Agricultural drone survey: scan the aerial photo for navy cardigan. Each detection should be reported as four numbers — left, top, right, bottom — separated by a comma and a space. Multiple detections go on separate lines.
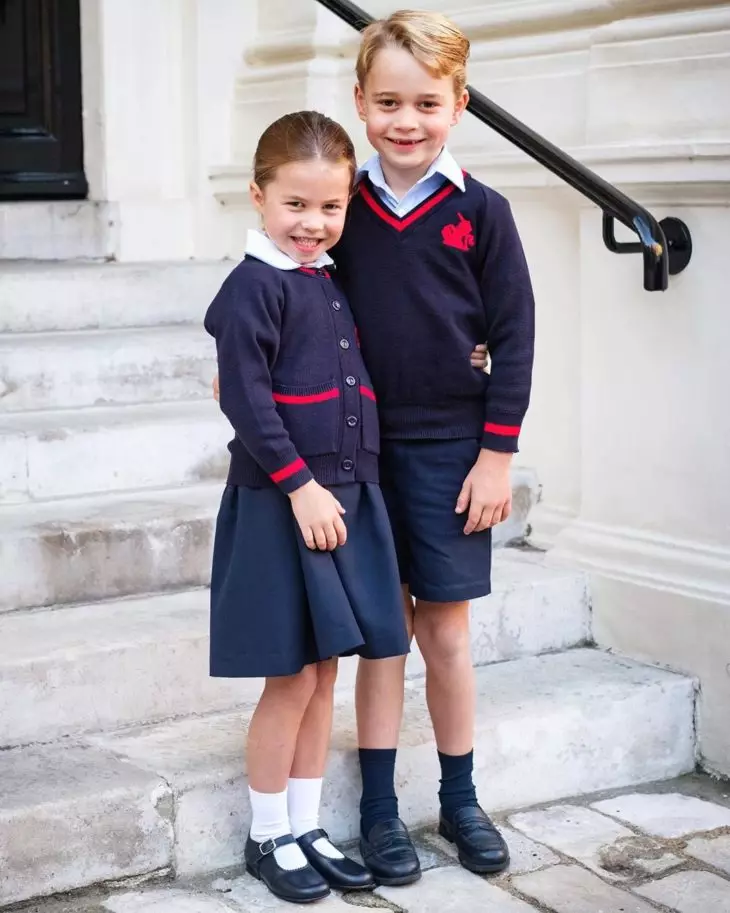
205, 257, 379, 494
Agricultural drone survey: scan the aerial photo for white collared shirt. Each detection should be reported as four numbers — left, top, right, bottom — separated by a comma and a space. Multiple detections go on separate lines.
356, 147, 465, 217
244, 229, 334, 271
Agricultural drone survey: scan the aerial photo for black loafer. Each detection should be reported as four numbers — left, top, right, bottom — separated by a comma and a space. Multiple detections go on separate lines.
439, 806, 510, 874
244, 833, 330, 904
359, 818, 421, 886
297, 828, 375, 891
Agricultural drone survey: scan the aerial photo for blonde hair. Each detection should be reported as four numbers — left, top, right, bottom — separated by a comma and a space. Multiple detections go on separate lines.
356, 10, 470, 97
253, 111, 357, 190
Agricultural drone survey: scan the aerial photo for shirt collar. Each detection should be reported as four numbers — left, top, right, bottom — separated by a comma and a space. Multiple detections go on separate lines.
356, 147, 465, 195
244, 230, 334, 271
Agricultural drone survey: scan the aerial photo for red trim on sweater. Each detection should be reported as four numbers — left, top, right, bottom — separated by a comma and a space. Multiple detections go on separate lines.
360, 386, 377, 402
358, 180, 458, 232
484, 422, 521, 436
270, 457, 307, 483
273, 388, 340, 405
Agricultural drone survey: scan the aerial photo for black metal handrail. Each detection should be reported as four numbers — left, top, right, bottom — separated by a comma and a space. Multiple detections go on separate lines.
314, 0, 692, 291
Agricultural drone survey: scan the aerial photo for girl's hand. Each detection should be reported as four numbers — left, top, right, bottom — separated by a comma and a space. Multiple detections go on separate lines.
212, 374, 220, 402
289, 480, 347, 551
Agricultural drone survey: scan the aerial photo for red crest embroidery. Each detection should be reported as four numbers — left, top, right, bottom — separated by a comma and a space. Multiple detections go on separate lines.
442, 213, 475, 251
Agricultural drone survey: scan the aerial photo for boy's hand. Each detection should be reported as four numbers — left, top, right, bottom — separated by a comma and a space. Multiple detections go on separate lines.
289, 480, 347, 551
456, 450, 512, 534
212, 374, 220, 402
470, 343, 490, 372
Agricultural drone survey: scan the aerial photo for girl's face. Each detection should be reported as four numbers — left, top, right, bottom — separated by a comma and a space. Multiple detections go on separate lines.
250, 159, 351, 264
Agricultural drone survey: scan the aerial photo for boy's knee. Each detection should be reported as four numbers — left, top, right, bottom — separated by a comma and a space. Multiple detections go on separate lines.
415, 601, 470, 663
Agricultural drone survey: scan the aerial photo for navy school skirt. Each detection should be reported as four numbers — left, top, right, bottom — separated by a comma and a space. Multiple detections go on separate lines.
210, 482, 410, 678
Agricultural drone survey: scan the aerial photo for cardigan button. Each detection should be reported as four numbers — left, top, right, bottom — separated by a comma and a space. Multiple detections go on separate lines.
342, 459, 354, 471
331, 300, 342, 311
345, 376, 357, 387
346, 415, 358, 427
339, 338, 350, 350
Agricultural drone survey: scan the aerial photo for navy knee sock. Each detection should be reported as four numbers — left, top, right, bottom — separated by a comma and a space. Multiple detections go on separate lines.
359, 748, 398, 837
438, 750, 479, 821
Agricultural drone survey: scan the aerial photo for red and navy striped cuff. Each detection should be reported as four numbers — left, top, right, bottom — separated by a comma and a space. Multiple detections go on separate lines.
270, 457, 313, 493
482, 420, 521, 453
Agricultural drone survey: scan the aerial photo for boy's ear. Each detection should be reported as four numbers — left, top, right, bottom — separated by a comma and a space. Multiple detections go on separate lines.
249, 181, 264, 212
452, 89, 469, 126
354, 83, 368, 122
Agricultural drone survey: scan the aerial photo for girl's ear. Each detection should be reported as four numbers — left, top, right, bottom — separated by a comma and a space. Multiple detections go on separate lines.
250, 181, 265, 212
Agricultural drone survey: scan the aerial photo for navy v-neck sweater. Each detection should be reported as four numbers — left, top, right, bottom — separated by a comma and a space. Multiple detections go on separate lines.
333, 173, 535, 452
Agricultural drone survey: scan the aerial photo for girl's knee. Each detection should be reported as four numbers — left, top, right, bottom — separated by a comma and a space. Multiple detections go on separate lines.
315, 657, 339, 692
263, 664, 319, 704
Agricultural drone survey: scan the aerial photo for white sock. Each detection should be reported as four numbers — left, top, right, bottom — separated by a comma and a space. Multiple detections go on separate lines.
248, 787, 308, 871
288, 778, 344, 860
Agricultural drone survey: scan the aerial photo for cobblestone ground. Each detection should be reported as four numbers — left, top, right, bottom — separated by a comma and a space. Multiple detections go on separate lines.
16, 774, 730, 913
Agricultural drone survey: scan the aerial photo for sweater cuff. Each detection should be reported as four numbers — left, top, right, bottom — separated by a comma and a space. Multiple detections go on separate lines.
270, 457, 313, 494
482, 419, 521, 454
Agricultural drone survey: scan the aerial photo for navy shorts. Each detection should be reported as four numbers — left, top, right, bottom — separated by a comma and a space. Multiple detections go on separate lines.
379, 438, 492, 603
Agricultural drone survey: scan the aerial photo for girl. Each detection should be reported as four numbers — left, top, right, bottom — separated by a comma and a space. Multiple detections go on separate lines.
204, 111, 410, 904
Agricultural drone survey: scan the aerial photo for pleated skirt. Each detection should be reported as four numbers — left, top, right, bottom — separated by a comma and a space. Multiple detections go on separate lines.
210, 482, 410, 678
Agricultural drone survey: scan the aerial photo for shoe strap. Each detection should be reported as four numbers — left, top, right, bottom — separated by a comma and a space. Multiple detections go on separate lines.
257, 833, 296, 858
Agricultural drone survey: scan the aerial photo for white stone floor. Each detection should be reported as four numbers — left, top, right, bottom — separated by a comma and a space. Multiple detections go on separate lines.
16, 774, 730, 913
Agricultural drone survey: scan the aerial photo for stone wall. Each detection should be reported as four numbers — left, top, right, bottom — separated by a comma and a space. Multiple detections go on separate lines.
79, 0, 730, 773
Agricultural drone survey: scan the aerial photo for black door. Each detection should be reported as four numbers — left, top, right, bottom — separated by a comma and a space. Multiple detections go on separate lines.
0, 0, 86, 199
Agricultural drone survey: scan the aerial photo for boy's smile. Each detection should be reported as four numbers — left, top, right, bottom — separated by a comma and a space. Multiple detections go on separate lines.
355, 46, 468, 197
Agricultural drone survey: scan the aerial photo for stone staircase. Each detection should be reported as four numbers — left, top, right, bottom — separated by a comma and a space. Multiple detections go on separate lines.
0, 261, 697, 907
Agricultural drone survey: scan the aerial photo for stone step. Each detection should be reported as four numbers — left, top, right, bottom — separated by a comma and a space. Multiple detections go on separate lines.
0, 260, 234, 333
0, 400, 231, 502
0, 649, 696, 905
0, 201, 116, 261
0, 470, 538, 612
0, 553, 589, 746
0, 326, 217, 412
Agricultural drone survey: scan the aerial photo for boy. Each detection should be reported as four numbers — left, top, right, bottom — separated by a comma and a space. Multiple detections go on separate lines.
334, 11, 535, 884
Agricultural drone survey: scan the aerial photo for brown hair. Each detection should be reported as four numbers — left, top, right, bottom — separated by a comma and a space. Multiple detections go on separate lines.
356, 10, 470, 97
253, 110, 357, 190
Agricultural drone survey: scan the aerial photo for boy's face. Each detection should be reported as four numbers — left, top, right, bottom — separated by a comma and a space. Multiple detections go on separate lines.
355, 46, 468, 183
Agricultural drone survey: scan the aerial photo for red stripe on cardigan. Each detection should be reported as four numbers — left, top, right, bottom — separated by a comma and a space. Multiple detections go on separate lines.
484, 422, 521, 436
360, 386, 377, 401
270, 457, 307, 483
273, 389, 340, 405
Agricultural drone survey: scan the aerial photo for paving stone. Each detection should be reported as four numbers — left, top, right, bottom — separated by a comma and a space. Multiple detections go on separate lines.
593, 792, 730, 838
225, 876, 354, 911
513, 864, 660, 913
105, 890, 237, 913
376, 866, 535, 911
634, 870, 730, 913
685, 834, 730, 875
509, 804, 634, 879
422, 825, 559, 875
633, 853, 685, 876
